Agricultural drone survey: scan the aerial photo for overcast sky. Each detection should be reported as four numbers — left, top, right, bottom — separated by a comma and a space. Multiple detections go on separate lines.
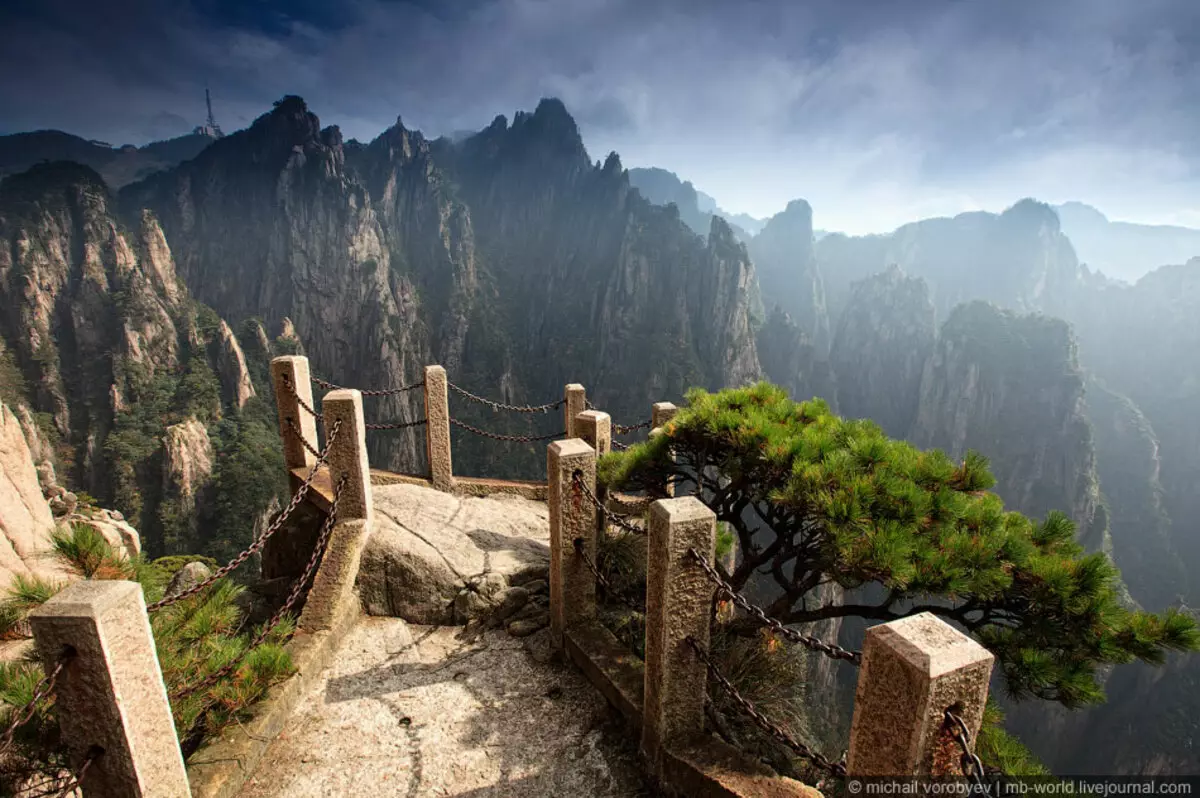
2, 0, 1197, 234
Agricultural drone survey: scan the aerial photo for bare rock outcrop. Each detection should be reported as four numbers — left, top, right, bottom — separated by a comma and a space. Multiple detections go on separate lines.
356, 483, 550, 624
0, 402, 67, 590
212, 319, 256, 409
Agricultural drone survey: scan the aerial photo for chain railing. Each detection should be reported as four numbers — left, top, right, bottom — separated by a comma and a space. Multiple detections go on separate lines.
0, 651, 73, 758
173, 476, 346, 702
450, 417, 564, 443
688, 548, 862, 666
148, 419, 342, 612
448, 381, 564, 414
945, 709, 989, 789
572, 538, 643, 613
613, 419, 652, 435
686, 636, 847, 780
572, 472, 646, 535
312, 376, 424, 396
365, 419, 427, 431
285, 416, 323, 459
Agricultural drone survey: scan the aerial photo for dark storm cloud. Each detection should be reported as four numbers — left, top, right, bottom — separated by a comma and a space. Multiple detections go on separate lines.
1, 0, 1197, 231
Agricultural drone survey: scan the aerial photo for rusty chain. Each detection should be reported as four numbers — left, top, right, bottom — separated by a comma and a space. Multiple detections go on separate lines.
365, 419, 428, 431
0, 651, 73, 757
312, 376, 424, 396
613, 419, 652, 435
450, 417, 564, 443
945, 709, 989, 789
173, 477, 345, 702
285, 417, 323, 460
611, 440, 629, 451
448, 382, 564, 414
572, 538, 643, 613
687, 548, 862, 666
148, 419, 342, 612
44, 747, 100, 798
686, 636, 847, 779
283, 377, 322, 421
572, 471, 646, 536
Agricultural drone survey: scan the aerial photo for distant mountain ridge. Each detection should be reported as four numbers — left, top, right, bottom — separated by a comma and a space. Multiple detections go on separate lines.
1054, 201, 1200, 283
0, 130, 216, 189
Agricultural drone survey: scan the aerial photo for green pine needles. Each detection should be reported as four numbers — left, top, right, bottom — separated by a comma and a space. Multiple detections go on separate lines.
598, 382, 1199, 709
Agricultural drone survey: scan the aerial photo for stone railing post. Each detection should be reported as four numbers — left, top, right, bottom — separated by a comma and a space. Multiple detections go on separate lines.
28, 581, 190, 797
564, 384, 587, 439
847, 612, 994, 776
424, 365, 453, 491
642, 496, 717, 777
575, 410, 612, 540
575, 410, 611, 457
650, 402, 679, 497
321, 389, 373, 524
271, 355, 319, 473
547, 439, 597, 648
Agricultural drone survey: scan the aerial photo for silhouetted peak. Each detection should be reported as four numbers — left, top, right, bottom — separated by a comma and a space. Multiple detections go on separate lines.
783, 198, 813, 217
510, 98, 585, 157
603, 151, 623, 172
0, 160, 108, 203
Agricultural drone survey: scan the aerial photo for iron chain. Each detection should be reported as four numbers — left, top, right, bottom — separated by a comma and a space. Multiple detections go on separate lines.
611, 440, 629, 451
312, 376, 424, 396
288, 382, 322, 420
686, 636, 847, 779
572, 472, 646, 535
365, 419, 428, 431
573, 538, 643, 613
945, 709, 989, 790
450, 417, 564, 443
174, 477, 345, 701
688, 548, 862, 666
448, 382, 564, 414
148, 419, 342, 612
0, 652, 72, 757
285, 417, 323, 460
613, 419, 652, 435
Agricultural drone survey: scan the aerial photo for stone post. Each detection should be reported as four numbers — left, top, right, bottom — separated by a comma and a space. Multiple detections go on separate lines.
575, 410, 611, 457
28, 581, 190, 797
847, 612, 995, 776
271, 355, 319, 472
547, 439, 597, 648
424, 365, 453, 491
642, 496, 717, 776
651, 402, 679, 497
564, 384, 587, 439
575, 410, 612, 540
321, 389, 373, 525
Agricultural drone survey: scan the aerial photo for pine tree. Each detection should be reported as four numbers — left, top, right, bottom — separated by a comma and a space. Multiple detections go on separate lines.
599, 382, 1199, 708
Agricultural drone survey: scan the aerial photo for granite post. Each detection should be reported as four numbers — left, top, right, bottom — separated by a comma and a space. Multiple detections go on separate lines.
547, 439, 597, 648
642, 496, 717, 777
28, 581, 190, 797
424, 365, 453, 491
270, 355, 318, 473
321, 389, 373, 525
564, 384, 587, 439
847, 612, 995, 776
651, 402, 679, 497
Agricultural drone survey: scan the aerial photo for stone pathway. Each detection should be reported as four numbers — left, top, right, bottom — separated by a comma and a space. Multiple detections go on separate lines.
239, 618, 651, 798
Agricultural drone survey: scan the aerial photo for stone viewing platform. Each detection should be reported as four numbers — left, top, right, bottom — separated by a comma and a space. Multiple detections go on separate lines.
6, 355, 997, 797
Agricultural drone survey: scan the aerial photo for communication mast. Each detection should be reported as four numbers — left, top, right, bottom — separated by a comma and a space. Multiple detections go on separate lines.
194, 88, 225, 138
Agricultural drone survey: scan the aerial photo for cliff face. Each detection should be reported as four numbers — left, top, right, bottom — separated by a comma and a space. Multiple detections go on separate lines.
122, 97, 762, 479
829, 266, 936, 439
911, 302, 1101, 540
748, 199, 831, 355
756, 307, 836, 408
0, 162, 281, 557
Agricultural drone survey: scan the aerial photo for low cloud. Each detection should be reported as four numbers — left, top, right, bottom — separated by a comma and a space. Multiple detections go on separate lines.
1, 0, 1196, 233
